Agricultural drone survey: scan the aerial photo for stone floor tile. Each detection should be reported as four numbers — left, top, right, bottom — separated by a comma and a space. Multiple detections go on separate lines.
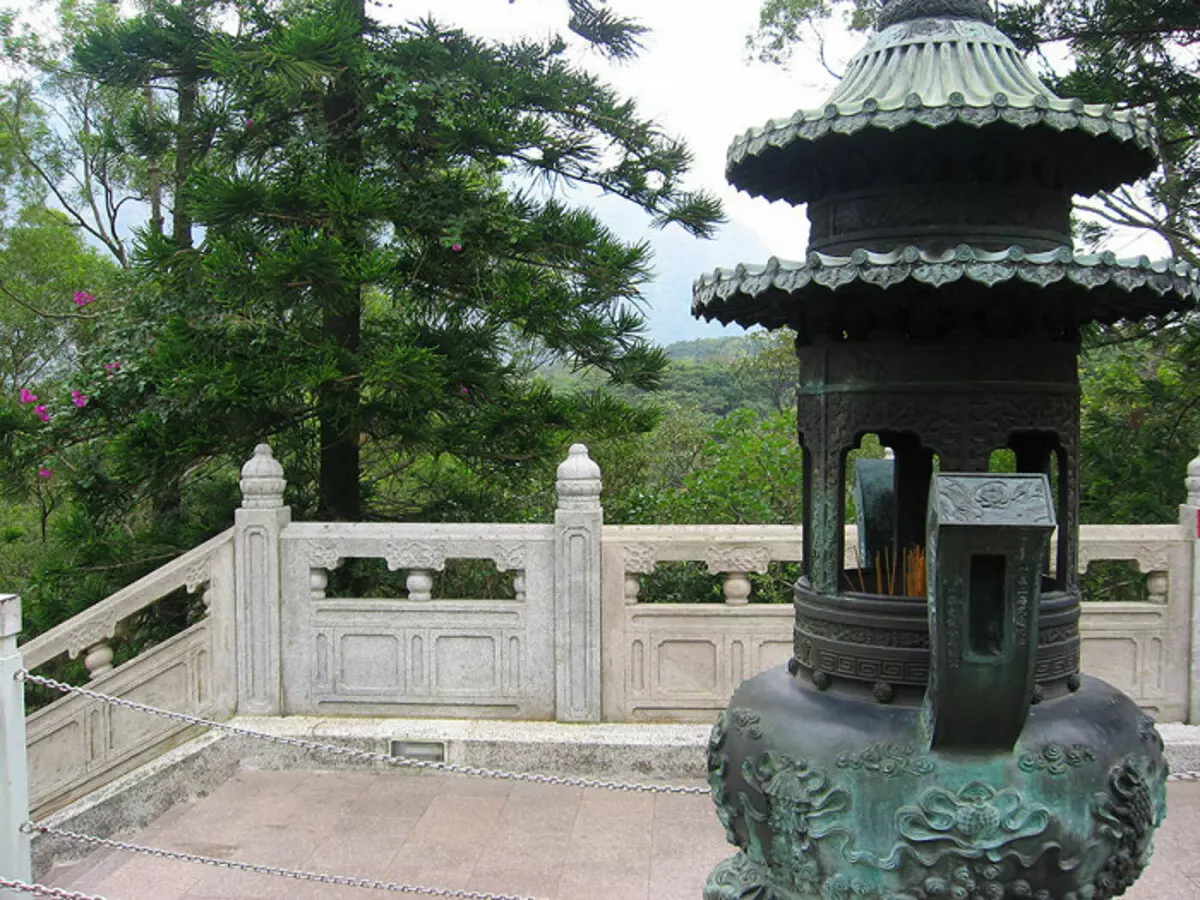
90, 852, 204, 899
45, 771, 1200, 900
556, 789, 653, 899
469, 786, 581, 898
648, 794, 732, 900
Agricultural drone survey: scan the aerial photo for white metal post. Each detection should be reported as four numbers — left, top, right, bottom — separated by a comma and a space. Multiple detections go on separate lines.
0, 594, 31, 895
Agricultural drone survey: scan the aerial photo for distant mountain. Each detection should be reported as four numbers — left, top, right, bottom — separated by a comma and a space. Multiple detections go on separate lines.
663, 336, 749, 362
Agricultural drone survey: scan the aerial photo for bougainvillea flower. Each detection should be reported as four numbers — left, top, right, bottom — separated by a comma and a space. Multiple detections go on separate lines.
19, 388, 36, 404
451, 243, 462, 252
73, 291, 96, 307
71, 390, 88, 408
33, 404, 49, 423
37, 466, 52, 480
103, 361, 121, 373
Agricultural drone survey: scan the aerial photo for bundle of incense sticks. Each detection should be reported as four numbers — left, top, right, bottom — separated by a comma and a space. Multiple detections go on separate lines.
851, 545, 927, 597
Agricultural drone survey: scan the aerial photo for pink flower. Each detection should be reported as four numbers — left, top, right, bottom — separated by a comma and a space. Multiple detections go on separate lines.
458, 384, 469, 395
37, 466, 52, 480
73, 291, 96, 307
33, 404, 49, 423
19, 388, 36, 404
71, 390, 88, 408
245, 118, 254, 128
451, 243, 462, 252
104, 361, 121, 373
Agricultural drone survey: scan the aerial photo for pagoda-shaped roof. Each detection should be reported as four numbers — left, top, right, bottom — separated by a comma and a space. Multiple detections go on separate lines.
728, 3, 1155, 204
692, 0, 1196, 337
693, 245, 1200, 337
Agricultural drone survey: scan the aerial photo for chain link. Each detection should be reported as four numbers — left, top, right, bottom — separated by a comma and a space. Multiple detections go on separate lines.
18, 670, 1200, 787
16, 670, 709, 796
22, 823, 538, 900
0, 876, 106, 900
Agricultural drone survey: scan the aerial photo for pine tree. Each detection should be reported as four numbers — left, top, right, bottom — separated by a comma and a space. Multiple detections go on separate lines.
60, 0, 723, 524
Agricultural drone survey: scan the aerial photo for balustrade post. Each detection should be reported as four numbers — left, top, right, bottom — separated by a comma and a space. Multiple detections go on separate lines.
234, 444, 291, 716
1181, 447, 1200, 723
554, 444, 603, 722
722, 572, 753, 606
83, 641, 114, 678
406, 570, 434, 602
0, 595, 31, 895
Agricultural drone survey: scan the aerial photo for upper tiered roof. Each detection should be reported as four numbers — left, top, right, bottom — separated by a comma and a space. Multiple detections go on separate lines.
692, 0, 1197, 338
726, 0, 1155, 205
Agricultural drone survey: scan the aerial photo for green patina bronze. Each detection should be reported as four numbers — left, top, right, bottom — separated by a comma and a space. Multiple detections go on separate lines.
695, 0, 1183, 897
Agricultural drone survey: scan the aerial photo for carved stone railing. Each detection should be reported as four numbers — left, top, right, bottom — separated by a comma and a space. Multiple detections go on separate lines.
278, 522, 558, 719
21, 527, 236, 816
600, 523, 1197, 723
15, 444, 1200, 818
1075, 524, 1193, 723
600, 525, 804, 722
241, 443, 605, 723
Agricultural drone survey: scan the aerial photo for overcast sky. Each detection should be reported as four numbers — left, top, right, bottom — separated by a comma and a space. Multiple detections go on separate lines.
377, 1, 1167, 344
380, 1, 867, 343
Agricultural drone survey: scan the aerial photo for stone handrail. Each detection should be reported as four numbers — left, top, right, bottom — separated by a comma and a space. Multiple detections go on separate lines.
21, 526, 238, 817
21, 527, 235, 673
281, 521, 552, 575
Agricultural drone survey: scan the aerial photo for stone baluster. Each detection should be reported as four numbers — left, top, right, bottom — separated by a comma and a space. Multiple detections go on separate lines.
309, 568, 327, 601
83, 641, 115, 678
554, 444, 602, 723
513, 572, 527, 603
0, 595, 31, 894
722, 572, 753, 606
406, 570, 434, 602
623, 573, 641, 605
235, 443, 291, 716
706, 546, 770, 607
1146, 570, 1168, 605
1180, 446, 1200, 724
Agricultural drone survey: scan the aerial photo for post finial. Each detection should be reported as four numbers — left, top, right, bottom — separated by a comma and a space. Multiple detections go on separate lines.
240, 443, 287, 509
0, 595, 20, 642
556, 444, 602, 512
1186, 447, 1200, 507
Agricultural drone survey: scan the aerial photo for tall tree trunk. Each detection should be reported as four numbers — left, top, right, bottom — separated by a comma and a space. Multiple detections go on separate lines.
173, 77, 197, 248
317, 0, 367, 521
145, 82, 164, 236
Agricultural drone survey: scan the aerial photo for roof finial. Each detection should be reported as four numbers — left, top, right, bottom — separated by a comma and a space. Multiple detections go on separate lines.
878, 0, 995, 29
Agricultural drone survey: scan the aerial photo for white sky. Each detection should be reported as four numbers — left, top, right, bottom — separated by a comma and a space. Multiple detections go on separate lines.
378, 0, 1167, 343
378, 0, 868, 342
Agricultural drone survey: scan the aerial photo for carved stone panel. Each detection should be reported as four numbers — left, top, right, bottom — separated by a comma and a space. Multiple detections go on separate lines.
384, 541, 447, 572
705, 546, 772, 575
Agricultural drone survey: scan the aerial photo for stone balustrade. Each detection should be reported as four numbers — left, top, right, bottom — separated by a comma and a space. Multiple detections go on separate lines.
19, 527, 236, 816
14, 443, 1200, 815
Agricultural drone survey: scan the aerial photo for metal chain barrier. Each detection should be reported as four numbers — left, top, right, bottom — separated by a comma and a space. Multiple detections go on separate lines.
0, 876, 106, 900
20, 823, 540, 900
16, 670, 710, 796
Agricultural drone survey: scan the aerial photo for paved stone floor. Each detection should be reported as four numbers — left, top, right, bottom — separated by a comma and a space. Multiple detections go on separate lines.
48, 771, 1200, 899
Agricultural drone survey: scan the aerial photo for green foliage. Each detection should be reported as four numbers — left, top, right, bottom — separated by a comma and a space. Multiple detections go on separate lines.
622, 407, 804, 525
1078, 332, 1200, 523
